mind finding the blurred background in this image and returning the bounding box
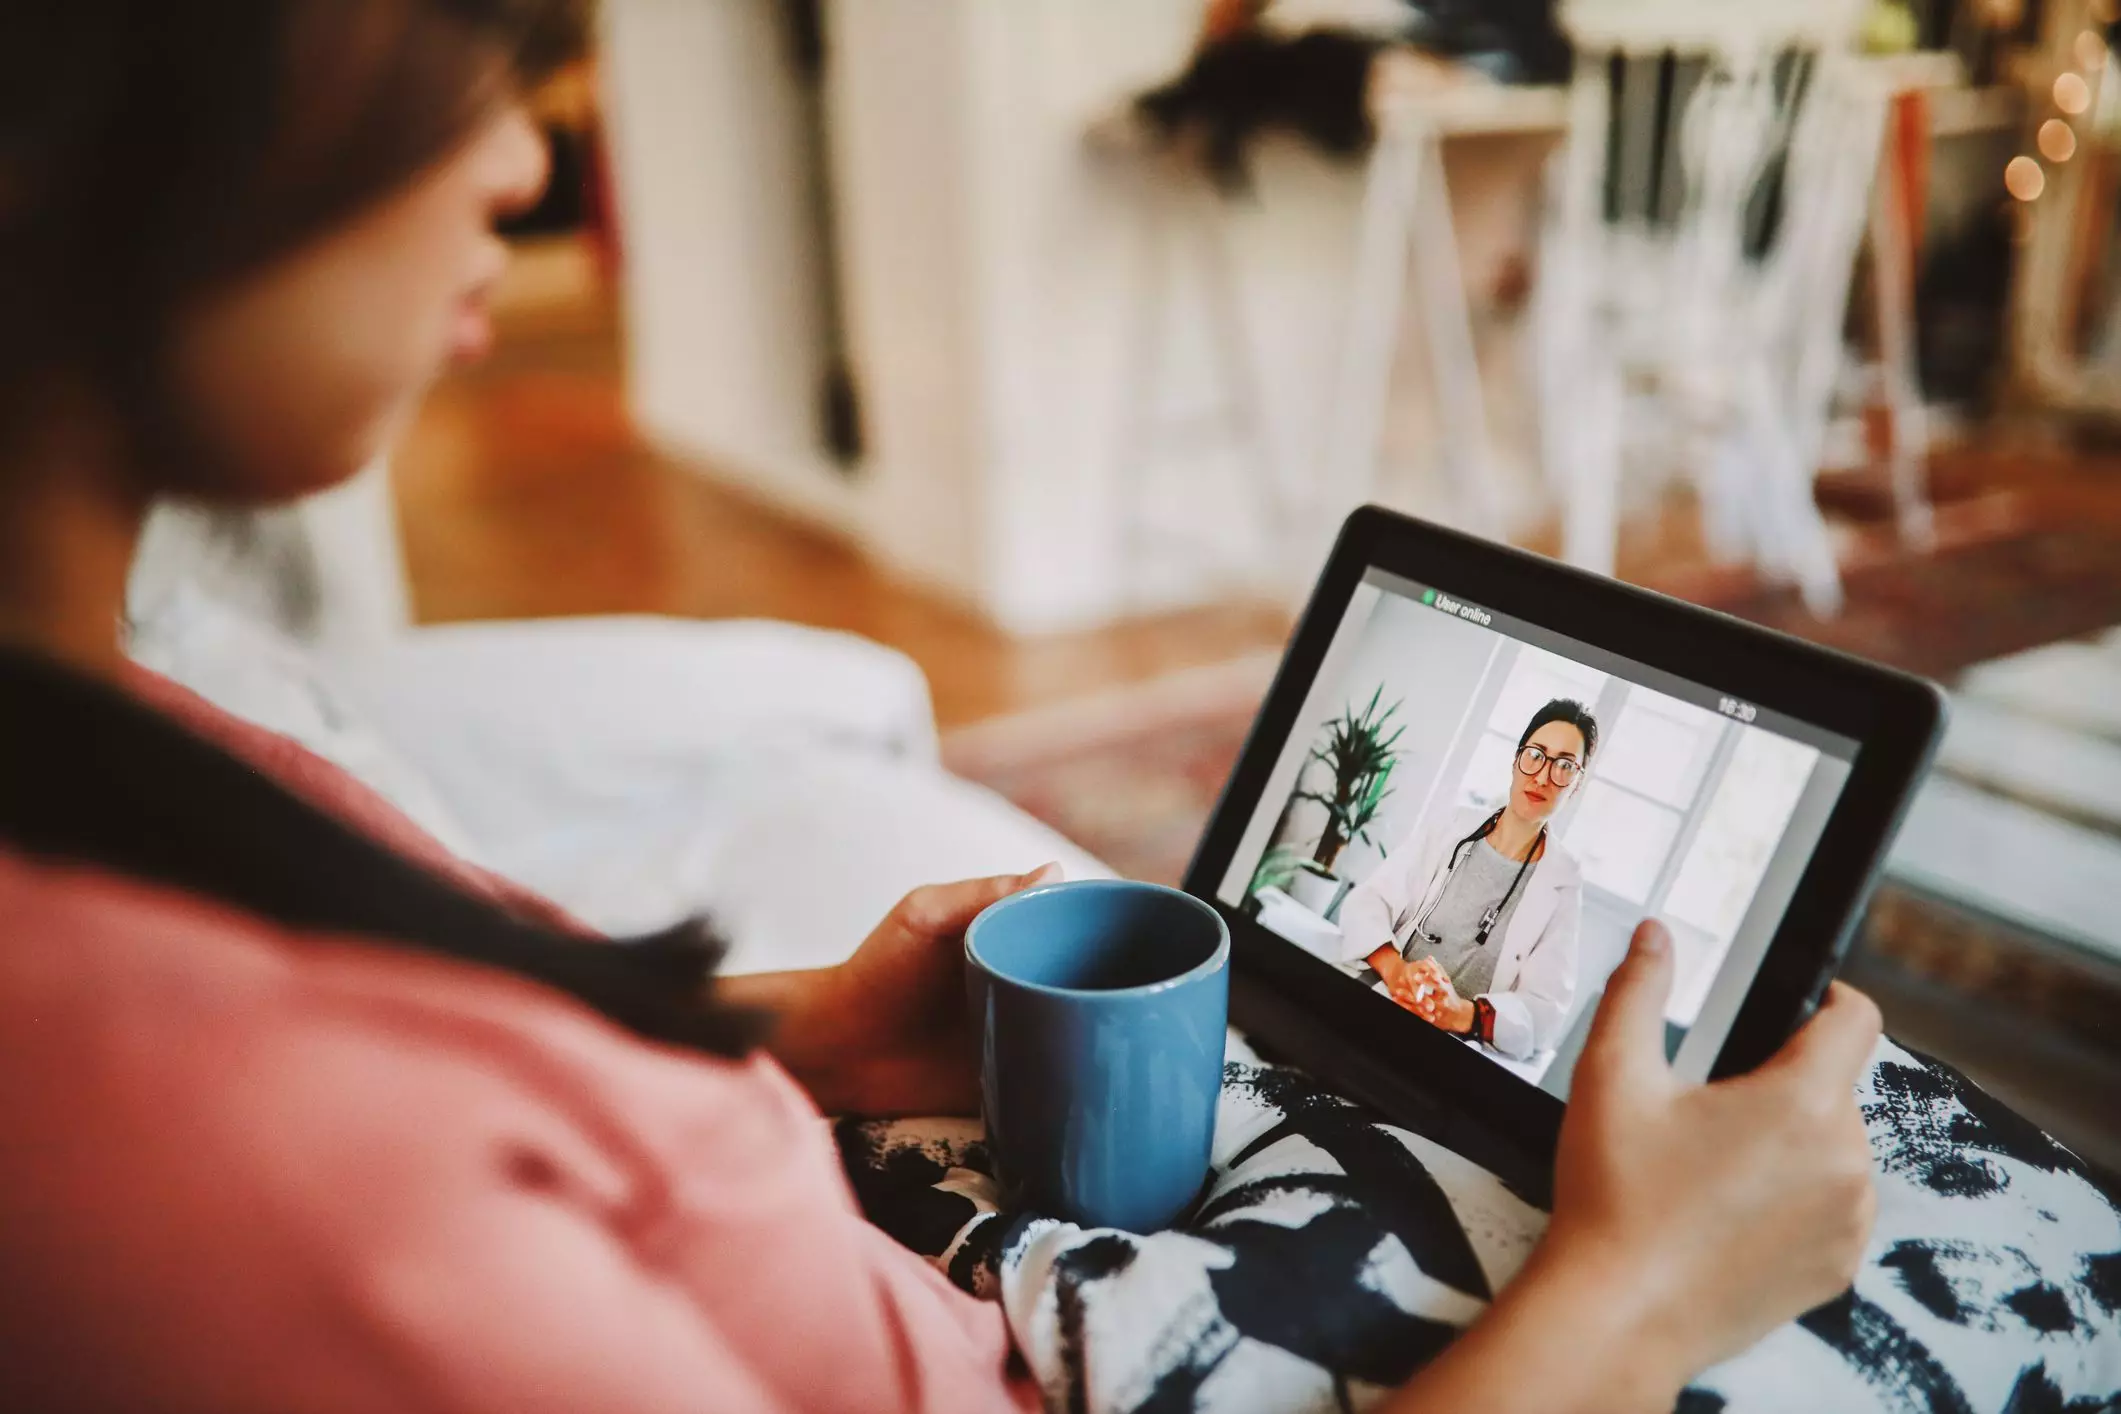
[139,0,2119,1168]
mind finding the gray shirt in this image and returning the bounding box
[1402,838,1531,998]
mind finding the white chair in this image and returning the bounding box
[1537,0,1899,614]
[1092,130,1282,605]
[1103,51,1573,590]
[1317,56,1570,554]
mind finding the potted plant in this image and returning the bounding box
[1284,860,1344,915]
[1246,844,1307,900]
[1286,687,1403,911]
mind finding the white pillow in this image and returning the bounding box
[124,583,484,863]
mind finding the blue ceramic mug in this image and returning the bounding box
[964,879,1230,1233]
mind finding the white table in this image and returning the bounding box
[1253,885,1345,962]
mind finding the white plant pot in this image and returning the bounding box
[1286,867,1341,916]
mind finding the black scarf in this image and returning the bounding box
[0,644,761,1056]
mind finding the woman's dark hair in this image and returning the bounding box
[0,0,585,461]
[1519,697,1599,764]
[0,4,774,1063]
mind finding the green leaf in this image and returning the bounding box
[1247,844,1308,896]
[1293,688,1408,859]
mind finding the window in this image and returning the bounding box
[1594,693,1721,807]
[1549,691,1722,904]
[1488,648,1607,746]
[1658,728,1819,1022]
[1565,781,1684,901]
[1663,729,1819,941]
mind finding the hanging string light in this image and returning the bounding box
[2015,21,2111,207]
[2005,154,2046,200]
[2039,116,2079,161]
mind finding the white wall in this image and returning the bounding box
[1274,593,1501,875]
[823,0,990,602]
[601,0,996,606]
[1325,601,1503,878]
[606,0,1554,631]
[600,0,853,529]
[955,3,1554,627]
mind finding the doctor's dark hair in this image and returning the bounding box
[1519,698,1599,764]
[0,2,774,1064]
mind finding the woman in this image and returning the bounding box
[1339,699,1595,1061]
[0,3,1884,1411]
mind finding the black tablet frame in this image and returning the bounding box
[1183,507,1946,1186]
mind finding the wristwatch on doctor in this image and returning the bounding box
[1466,996,1497,1046]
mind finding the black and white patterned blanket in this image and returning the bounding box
[838,1038,2121,1413]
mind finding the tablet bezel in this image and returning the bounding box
[1183,507,1945,1174]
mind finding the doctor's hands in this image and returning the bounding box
[1398,957,1475,1034]
[722,863,1064,1117]
[1372,949,1476,1035]
[1383,920,1881,1413]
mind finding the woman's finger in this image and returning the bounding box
[1758,981,1882,1091]
[1577,919,1677,1091]
[890,864,1063,942]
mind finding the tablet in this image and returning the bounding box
[1186,507,1944,1180]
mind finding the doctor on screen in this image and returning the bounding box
[1337,699,1597,1061]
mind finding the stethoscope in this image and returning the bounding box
[1393,808,1544,961]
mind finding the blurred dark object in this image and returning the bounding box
[1402,0,1571,83]
[1916,198,2014,405]
[499,125,592,238]
[781,0,863,466]
[1135,28,1385,191]
[1133,1,1568,191]
[1600,53,1704,230]
[1908,0,2048,83]
[821,366,862,465]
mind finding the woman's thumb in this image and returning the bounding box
[1582,919,1677,1083]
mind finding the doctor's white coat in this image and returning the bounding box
[1336,805,1584,1060]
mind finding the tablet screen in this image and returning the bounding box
[1214,568,1859,1100]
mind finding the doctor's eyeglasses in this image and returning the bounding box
[1516,744,1583,787]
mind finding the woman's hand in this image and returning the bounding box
[722,864,1062,1116]
[1383,920,1882,1412]
[1542,919,1881,1385]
